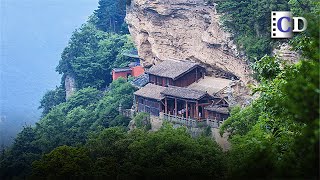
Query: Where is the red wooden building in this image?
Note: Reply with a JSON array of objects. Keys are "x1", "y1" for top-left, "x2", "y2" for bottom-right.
[
  {"x1": 112, "y1": 66, "x2": 145, "y2": 81},
  {"x1": 147, "y1": 60, "x2": 205, "y2": 87},
  {"x1": 133, "y1": 59, "x2": 231, "y2": 127},
  {"x1": 134, "y1": 83, "x2": 167, "y2": 116},
  {"x1": 161, "y1": 86, "x2": 212, "y2": 120}
]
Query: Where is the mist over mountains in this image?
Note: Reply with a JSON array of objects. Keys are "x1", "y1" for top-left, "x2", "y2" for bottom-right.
[{"x1": 0, "y1": 0, "x2": 99, "y2": 145}]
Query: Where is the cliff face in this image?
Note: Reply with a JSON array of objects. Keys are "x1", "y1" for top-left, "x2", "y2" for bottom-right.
[
  {"x1": 65, "y1": 74, "x2": 76, "y2": 100},
  {"x1": 126, "y1": 0, "x2": 253, "y2": 83},
  {"x1": 273, "y1": 43, "x2": 300, "y2": 64}
]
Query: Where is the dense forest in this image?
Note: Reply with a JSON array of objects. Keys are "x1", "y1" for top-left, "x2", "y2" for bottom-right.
[{"x1": 0, "y1": 0, "x2": 319, "y2": 179}]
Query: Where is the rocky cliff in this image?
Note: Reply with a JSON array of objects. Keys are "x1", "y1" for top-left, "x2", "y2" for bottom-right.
[
  {"x1": 65, "y1": 74, "x2": 76, "y2": 100},
  {"x1": 273, "y1": 43, "x2": 300, "y2": 64},
  {"x1": 126, "y1": 0, "x2": 254, "y2": 84}
]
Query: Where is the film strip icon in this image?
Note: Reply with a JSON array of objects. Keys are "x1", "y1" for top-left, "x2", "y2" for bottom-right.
[{"x1": 271, "y1": 11, "x2": 293, "y2": 38}]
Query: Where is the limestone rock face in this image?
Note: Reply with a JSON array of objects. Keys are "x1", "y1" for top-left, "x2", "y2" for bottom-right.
[
  {"x1": 273, "y1": 43, "x2": 300, "y2": 64},
  {"x1": 65, "y1": 74, "x2": 76, "y2": 100},
  {"x1": 126, "y1": 0, "x2": 254, "y2": 83}
]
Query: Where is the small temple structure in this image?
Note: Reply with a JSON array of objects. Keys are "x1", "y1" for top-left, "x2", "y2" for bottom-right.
[
  {"x1": 133, "y1": 60, "x2": 232, "y2": 127},
  {"x1": 112, "y1": 49, "x2": 145, "y2": 80},
  {"x1": 112, "y1": 65, "x2": 145, "y2": 81},
  {"x1": 147, "y1": 60, "x2": 205, "y2": 87}
]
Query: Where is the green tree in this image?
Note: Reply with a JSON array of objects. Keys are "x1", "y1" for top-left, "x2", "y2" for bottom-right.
[
  {"x1": 217, "y1": 0, "x2": 289, "y2": 61},
  {"x1": 0, "y1": 126, "x2": 41, "y2": 179},
  {"x1": 65, "y1": 87, "x2": 102, "y2": 111},
  {"x1": 56, "y1": 24, "x2": 134, "y2": 89},
  {"x1": 31, "y1": 146, "x2": 92, "y2": 178},
  {"x1": 221, "y1": 2, "x2": 319, "y2": 177},
  {"x1": 39, "y1": 86, "x2": 66, "y2": 116},
  {"x1": 94, "y1": 0, "x2": 128, "y2": 33}
]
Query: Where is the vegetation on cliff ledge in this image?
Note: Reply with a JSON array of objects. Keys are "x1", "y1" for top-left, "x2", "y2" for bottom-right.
[{"x1": 0, "y1": 0, "x2": 319, "y2": 179}]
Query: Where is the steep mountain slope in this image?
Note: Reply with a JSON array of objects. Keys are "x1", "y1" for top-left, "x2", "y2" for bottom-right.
[{"x1": 126, "y1": 0, "x2": 254, "y2": 84}]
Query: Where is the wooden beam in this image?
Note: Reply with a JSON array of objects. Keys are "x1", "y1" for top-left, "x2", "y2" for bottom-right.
[{"x1": 164, "y1": 96, "x2": 197, "y2": 103}]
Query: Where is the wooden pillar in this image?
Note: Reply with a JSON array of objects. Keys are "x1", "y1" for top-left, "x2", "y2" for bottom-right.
[
  {"x1": 165, "y1": 97, "x2": 168, "y2": 114},
  {"x1": 174, "y1": 98, "x2": 177, "y2": 116},
  {"x1": 185, "y1": 100, "x2": 188, "y2": 119},
  {"x1": 196, "y1": 101, "x2": 199, "y2": 121}
]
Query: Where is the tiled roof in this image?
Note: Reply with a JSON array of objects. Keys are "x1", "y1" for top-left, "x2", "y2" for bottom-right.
[
  {"x1": 113, "y1": 67, "x2": 132, "y2": 73},
  {"x1": 147, "y1": 60, "x2": 200, "y2": 80},
  {"x1": 123, "y1": 49, "x2": 139, "y2": 58},
  {"x1": 134, "y1": 83, "x2": 167, "y2": 100},
  {"x1": 131, "y1": 74, "x2": 149, "y2": 88},
  {"x1": 188, "y1": 76, "x2": 232, "y2": 95},
  {"x1": 204, "y1": 105, "x2": 229, "y2": 114},
  {"x1": 161, "y1": 86, "x2": 208, "y2": 100}
]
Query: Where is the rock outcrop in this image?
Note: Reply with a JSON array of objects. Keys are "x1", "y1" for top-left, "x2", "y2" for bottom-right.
[
  {"x1": 65, "y1": 74, "x2": 76, "y2": 100},
  {"x1": 126, "y1": 0, "x2": 254, "y2": 84},
  {"x1": 273, "y1": 43, "x2": 300, "y2": 64}
]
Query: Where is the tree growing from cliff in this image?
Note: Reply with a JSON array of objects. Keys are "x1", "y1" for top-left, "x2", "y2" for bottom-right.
[
  {"x1": 39, "y1": 86, "x2": 66, "y2": 116},
  {"x1": 217, "y1": 0, "x2": 289, "y2": 61},
  {"x1": 220, "y1": 1, "x2": 319, "y2": 178},
  {"x1": 56, "y1": 23, "x2": 135, "y2": 89},
  {"x1": 94, "y1": 0, "x2": 129, "y2": 33}
]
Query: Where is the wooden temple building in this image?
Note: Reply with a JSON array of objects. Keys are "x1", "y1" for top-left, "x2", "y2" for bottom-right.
[
  {"x1": 133, "y1": 60, "x2": 231, "y2": 125},
  {"x1": 147, "y1": 60, "x2": 205, "y2": 87},
  {"x1": 112, "y1": 49, "x2": 145, "y2": 81}
]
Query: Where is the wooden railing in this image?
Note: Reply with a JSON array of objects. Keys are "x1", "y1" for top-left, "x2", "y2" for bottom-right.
[
  {"x1": 163, "y1": 113, "x2": 223, "y2": 128},
  {"x1": 163, "y1": 114, "x2": 199, "y2": 127}
]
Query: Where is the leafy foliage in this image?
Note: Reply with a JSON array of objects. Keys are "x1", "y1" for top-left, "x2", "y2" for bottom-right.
[
  {"x1": 0, "y1": 79, "x2": 136, "y2": 178},
  {"x1": 220, "y1": 105, "x2": 260, "y2": 138},
  {"x1": 1, "y1": 1, "x2": 319, "y2": 179},
  {"x1": 32, "y1": 146, "x2": 92, "y2": 178},
  {"x1": 94, "y1": 0, "x2": 129, "y2": 33},
  {"x1": 252, "y1": 55, "x2": 281, "y2": 81},
  {"x1": 39, "y1": 86, "x2": 65, "y2": 116},
  {"x1": 220, "y1": 1, "x2": 319, "y2": 178},
  {"x1": 56, "y1": 24, "x2": 135, "y2": 89},
  {"x1": 32, "y1": 126, "x2": 226, "y2": 179},
  {"x1": 133, "y1": 112, "x2": 150, "y2": 130},
  {"x1": 217, "y1": 0, "x2": 289, "y2": 61}
]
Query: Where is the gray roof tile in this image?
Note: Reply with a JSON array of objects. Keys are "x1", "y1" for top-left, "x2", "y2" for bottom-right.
[
  {"x1": 134, "y1": 83, "x2": 167, "y2": 100},
  {"x1": 147, "y1": 60, "x2": 200, "y2": 80},
  {"x1": 161, "y1": 86, "x2": 208, "y2": 100}
]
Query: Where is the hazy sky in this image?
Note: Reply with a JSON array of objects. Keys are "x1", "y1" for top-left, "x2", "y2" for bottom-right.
[{"x1": 0, "y1": 0, "x2": 99, "y2": 144}]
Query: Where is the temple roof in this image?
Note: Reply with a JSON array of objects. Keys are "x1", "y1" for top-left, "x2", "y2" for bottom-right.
[
  {"x1": 122, "y1": 49, "x2": 139, "y2": 59},
  {"x1": 131, "y1": 74, "x2": 149, "y2": 88},
  {"x1": 147, "y1": 60, "x2": 201, "y2": 80},
  {"x1": 113, "y1": 67, "x2": 132, "y2": 73},
  {"x1": 134, "y1": 83, "x2": 167, "y2": 100},
  {"x1": 188, "y1": 76, "x2": 232, "y2": 95},
  {"x1": 161, "y1": 86, "x2": 208, "y2": 100}
]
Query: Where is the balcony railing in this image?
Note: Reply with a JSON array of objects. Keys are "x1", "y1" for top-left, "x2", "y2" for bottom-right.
[{"x1": 163, "y1": 113, "x2": 223, "y2": 128}]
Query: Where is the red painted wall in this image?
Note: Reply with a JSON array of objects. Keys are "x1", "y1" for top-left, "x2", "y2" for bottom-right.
[
  {"x1": 112, "y1": 66, "x2": 144, "y2": 81},
  {"x1": 112, "y1": 70, "x2": 132, "y2": 80},
  {"x1": 131, "y1": 66, "x2": 145, "y2": 77}
]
